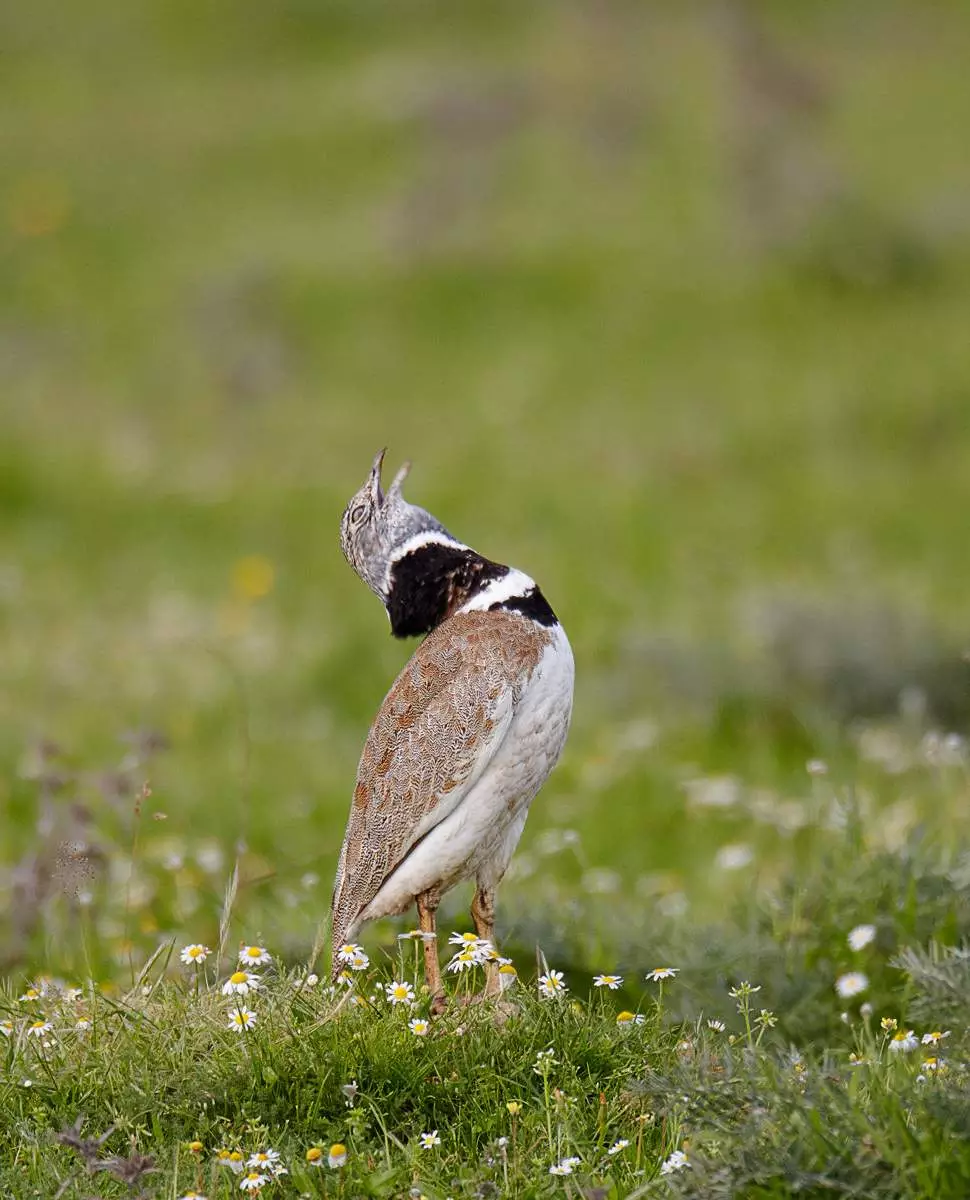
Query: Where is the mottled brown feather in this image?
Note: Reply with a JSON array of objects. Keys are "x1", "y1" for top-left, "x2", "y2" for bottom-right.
[{"x1": 331, "y1": 609, "x2": 552, "y2": 951}]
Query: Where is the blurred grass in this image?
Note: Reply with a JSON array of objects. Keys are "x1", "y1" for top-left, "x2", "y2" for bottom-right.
[{"x1": 2, "y1": 0, "x2": 970, "y2": 976}]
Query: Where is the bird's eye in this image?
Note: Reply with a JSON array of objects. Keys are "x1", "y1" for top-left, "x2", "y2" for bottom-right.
[{"x1": 350, "y1": 503, "x2": 368, "y2": 523}]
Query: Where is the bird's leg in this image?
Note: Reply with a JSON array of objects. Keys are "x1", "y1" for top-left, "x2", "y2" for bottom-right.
[
  {"x1": 471, "y1": 884, "x2": 500, "y2": 997},
  {"x1": 416, "y1": 887, "x2": 446, "y2": 1013}
]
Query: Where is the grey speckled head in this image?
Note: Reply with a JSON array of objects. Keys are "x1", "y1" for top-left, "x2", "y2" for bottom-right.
[{"x1": 340, "y1": 449, "x2": 459, "y2": 601}]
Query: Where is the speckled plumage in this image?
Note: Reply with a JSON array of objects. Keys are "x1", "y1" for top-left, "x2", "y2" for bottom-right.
[{"x1": 331, "y1": 453, "x2": 574, "y2": 997}]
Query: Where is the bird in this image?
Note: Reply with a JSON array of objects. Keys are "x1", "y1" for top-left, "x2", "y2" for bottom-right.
[{"x1": 331, "y1": 449, "x2": 574, "y2": 1005}]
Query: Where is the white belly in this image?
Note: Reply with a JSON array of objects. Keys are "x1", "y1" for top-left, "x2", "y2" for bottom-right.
[{"x1": 357, "y1": 623, "x2": 574, "y2": 925}]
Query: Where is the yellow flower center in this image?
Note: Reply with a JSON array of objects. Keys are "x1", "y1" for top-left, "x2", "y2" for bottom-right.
[
  {"x1": 306, "y1": 1147, "x2": 323, "y2": 1162},
  {"x1": 229, "y1": 972, "x2": 248, "y2": 985}
]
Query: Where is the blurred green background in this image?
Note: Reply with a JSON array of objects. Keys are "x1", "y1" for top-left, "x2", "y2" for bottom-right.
[{"x1": 2, "y1": 0, "x2": 969, "y2": 978}]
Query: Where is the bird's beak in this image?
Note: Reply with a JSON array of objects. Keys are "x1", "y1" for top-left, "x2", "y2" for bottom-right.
[{"x1": 368, "y1": 447, "x2": 387, "y2": 505}]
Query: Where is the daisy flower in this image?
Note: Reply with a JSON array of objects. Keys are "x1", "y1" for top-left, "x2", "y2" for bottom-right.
[
  {"x1": 616, "y1": 1011, "x2": 644, "y2": 1026},
  {"x1": 180, "y1": 944, "x2": 210, "y2": 966},
  {"x1": 608, "y1": 1139, "x2": 629, "y2": 1155},
  {"x1": 385, "y1": 980, "x2": 415, "y2": 1006},
  {"x1": 305, "y1": 1147, "x2": 323, "y2": 1167},
  {"x1": 227, "y1": 1007, "x2": 257, "y2": 1032},
  {"x1": 538, "y1": 970, "x2": 566, "y2": 998},
  {"x1": 498, "y1": 963, "x2": 518, "y2": 990},
  {"x1": 222, "y1": 971, "x2": 261, "y2": 996},
  {"x1": 239, "y1": 1171, "x2": 266, "y2": 1191},
  {"x1": 647, "y1": 967, "x2": 678, "y2": 982},
  {"x1": 446, "y1": 949, "x2": 479, "y2": 973},
  {"x1": 835, "y1": 971, "x2": 869, "y2": 999},
  {"x1": 593, "y1": 974, "x2": 623, "y2": 990},
  {"x1": 408, "y1": 1017, "x2": 430, "y2": 1036},
  {"x1": 292, "y1": 974, "x2": 319, "y2": 989},
  {"x1": 188, "y1": 1141, "x2": 204, "y2": 1153},
  {"x1": 397, "y1": 929, "x2": 436, "y2": 942},
  {"x1": 215, "y1": 1149, "x2": 246, "y2": 1173},
  {"x1": 707, "y1": 1018, "x2": 726, "y2": 1032},
  {"x1": 660, "y1": 1149, "x2": 690, "y2": 1175},
  {"x1": 26, "y1": 1020, "x2": 52, "y2": 1038},
  {"x1": 348, "y1": 951, "x2": 370, "y2": 971},
  {"x1": 847, "y1": 924, "x2": 876, "y2": 951},
  {"x1": 449, "y1": 931, "x2": 482, "y2": 947},
  {"x1": 178, "y1": 1193, "x2": 208, "y2": 1200},
  {"x1": 238, "y1": 945, "x2": 271, "y2": 967},
  {"x1": 328, "y1": 1143, "x2": 347, "y2": 1168},
  {"x1": 247, "y1": 1150, "x2": 280, "y2": 1170},
  {"x1": 549, "y1": 1161, "x2": 574, "y2": 1176},
  {"x1": 75, "y1": 1017, "x2": 92, "y2": 1032},
  {"x1": 336, "y1": 943, "x2": 365, "y2": 963},
  {"x1": 0, "y1": 1020, "x2": 13, "y2": 1037},
  {"x1": 888, "y1": 1029, "x2": 919, "y2": 1053},
  {"x1": 19, "y1": 987, "x2": 43, "y2": 1002},
  {"x1": 418, "y1": 1130, "x2": 441, "y2": 1150},
  {"x1": 922, "y1": 1030, "x2": 950, "y2": 1045}
]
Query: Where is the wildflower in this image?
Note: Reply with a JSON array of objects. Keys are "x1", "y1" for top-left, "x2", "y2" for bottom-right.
[
  {"x1": 408, "y1": 1017, "x2": 430, "y2": 1036},
  {"x1": 848, "y1": 1052, "x2": 868, "y2": 1068},
  {"x1": 729, "y1": 981, "x2": 761, "y2": 1000},
  {"x1": 19, "y1": 987, "x2": 42, "y2": 1002},
  {"x1": 0, "y1": 1020, "x2": 13, "y2": 1037},
  {"x1": 498, "y1": 962, "x2": 518, "y2": 990},
  {"x1": 247, "y1": 1150, "x2": 281, "y2": 1171},
  {"x1": 292, "y1": 974, "x2": 319, "y2": 989},
  {"x1": 238, "y1": 945, "x2": 271, "y2": 966},
  {"x1": 180, "y1": 944, "x2": 210, "y2": 966},
  {"x1": 216, "y1": 1149, "x2": 246, "y2": 1173},
  {"x1": 861, "y1": 1002, "x2": 873, "y2": 1018},
  {"x1": 707, "y1": 1018, "x2": 726, "y2": 1032},
  {"x1": 348, "y1": 951, "x2": 369, "y2": 971},
  {"x1": 26, "y1": 1020, "x2": 52, "y2": 1038},
  {"x1": 227, "y1": 1007, "x2": 257, "y2": 1032},
  {"x1": 419, "y1": 1131, "x2": 441, "y2": 1150},
  {"x1": 341, "y1": 1081, "x2": 358, "y2": 1107},
  {"x1": 616, "y1": 1011, "x2": 644, "y2": 1026},
  {"x1": 660, "y1": 1149, "x2": 690, "y2": 1175},
  {"x1": 549, "y1": 1162, "x2": 574, "y2": 1176},
  {"x1": 398, "y1": 929, "x2": 436, "y2": 942},
  {"x1": 593, "y1": 974, "x2": 623, "y2": 990},
  {"x1": 835, "y1": 971, "x2": 869, "y2": 999},
  {"x1": 922, "y1": 1030, "x2": 950, "y2": 1045},
  {"x1": 608, "y1": 1139, "x2": 630, "y2": 1155},
  {"x1": 385, "y1": 980, "x2": 415, "y2": 1006},
  {"x1": 449, "y1": 931, "x2": 483, "y2": 947},
  {"x1": 239, "y1": 1172, "x2": 267, "y2": 1191},
  {"x1": 306, "y1": 1147, "x2": 323, "y2": 1166},
  {"x1": 336, "y1": 943, "x2": 365, "y2": 963},
  {"x1": 178, "y1": 1192, "x2": 207, "y2": 1200},
  {"x1": 923, "y1": 1055, "x2": 944, "y2": 1072},
  {"x1": 335, "y1": 969, "x2": 355, "y2": 988},
  {"x1": 188, "y1": 1140, "x2": 204, "y2": 1153},
  {"x1": 447, "y1": 949, "x2": 479, "y2": 974},
  {"x1": 647, "y1": 967, "x2": 678, "y2": 982},
  {"x1": 506, "y1": 1101, "x2": 523, "y2": 1115},
  {"x1": 847, "y1": 924, "x2": 876, "y2": 951},
  {"x1": 533, "y1": 1048, "x2": 558, "y2": 1074},
  {"x1": 881, "y1": 1016, "x2": 897, "y2": 1032},
  {"x1": 888, "y1": 1030, "x2": 919, "y2": 1053},
  {"x1": 328, "y1": 1143, "x2": 347, "y2": 1168},
  {"x1": 222, "y1": 971, "x2": 261, "y2": 996},
  {"x1": 538, "y1": 969, "x2": 566, "y2": 998}
]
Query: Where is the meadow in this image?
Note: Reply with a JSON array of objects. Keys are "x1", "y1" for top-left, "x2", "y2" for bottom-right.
[{"x1": 3, "y1": 1, "x2": 970, "y2": 1195}]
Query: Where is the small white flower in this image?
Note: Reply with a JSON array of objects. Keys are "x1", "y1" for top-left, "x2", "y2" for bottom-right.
[
  {"x1": 178, "y1": 1192, "x2": 208, "y2": 1200},
  {"x1": 549, "y1": 1162, "x2": 573, "y2": 1176},
  {"x1": 408, "y1": 1018, "x2": 430, "y2": 1037},
  {"x1": 398, "y1": 929, "x2": 436, "y2": 942},
  {"x1": 180, "y1": 943, "x2": 210, "y2": 966},
  {"x1": 447, "y1": 949, "x2": 479, "y2": 974},
  {"x1": 889, "y1": 1030, "x2": 919, "y2": 1053},
  {"x1": 616, "y1": 1011, "x2": 645, "y2": 1026},
  {"x1": 216, "y1": 1150, "x2": 246, "y2": 1172},
  {"x1": 238, "y1": 945, "x2": 271, "y2": 966},
  {"x1": 0, "y1": 1020, "x2": 14, "y2": 1037},
  {"x1": 593, "y1": 974, "x2": 623, "y2": 990},
  {"x1": 533, "y1": 1048, "x2": 558, "y2": 1074},
  {"x1": 647, "y1": 967, "x2": 678, "y2": 982},
  {"x1": 239, "y1": 1171, "x2": 267, "y2": 1191},
  {"x1": 608, "y1": 1139, "x2": 629, "y2": 1155},
  {"x1": 419, "y1": 1130, "x2": 441, "y2": 1150},
  {"x1": 922, "y1": 1030, "x2": 950, "y2": 1044},
  {"x1": 660, "y1": 1149, "x2": 690, "y2": 1175},
  {"x1": 246, "y1": 1150, "x2": 280, "y2": 1170},
  {"x1": 847, "y1": 924, "x2": 877, "y2": 951},
  {"x1": 227, "y1": 1007, "x2": 257, "y2": 1032},
  {"x1": 707, "y1": 1018, "x2": 726, "y2": 1032},
  {"x1": 26, "y1": 1020, "x2": 52, "y2": 1038},
  {"x1": 336, "y1": 943, "x2": 365, "y2": 963},
  {"x1": 292, "y1": 974, "x2": 319, "y2": 989},
  {"x1": 222, "y1": 971, "x2": 261, "y2": 996},
  {"x1": 538, "y1": 970, "x2": 566, "y2": 998},
  {"x1": 348, "y1": 951, "x2": 369, "y2": 971},
  {"x1": 449, "y1": 931, "x2": 482, "y2": 947},
  {"x1": 835, "y1": 972, "x2": 869, "y2": 999},
  {"x1": 328, "y1": 1143, "x2": 347, "y2": 1168},
  {"x1": 385, "y1": 980, "x2": 415, "y2": 1006}
]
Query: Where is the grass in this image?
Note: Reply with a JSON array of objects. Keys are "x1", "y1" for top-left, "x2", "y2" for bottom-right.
[{"x1": 3, "y1": 0, "x2": 970, "y2": 1195}]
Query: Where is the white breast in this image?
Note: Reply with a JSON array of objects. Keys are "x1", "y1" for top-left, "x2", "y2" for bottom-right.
[{"x1": 357, "y1": 622, "x2": 574, "y2": 926}]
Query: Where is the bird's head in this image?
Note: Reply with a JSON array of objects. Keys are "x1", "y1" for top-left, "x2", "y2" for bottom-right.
[{"x1": 340, "y1": 449, "x2": 457, "y2": 601}]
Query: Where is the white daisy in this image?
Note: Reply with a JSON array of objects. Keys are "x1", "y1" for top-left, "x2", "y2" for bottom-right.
[
  {"x1": 238, "y1": 1171, "x2": 266, "y2": 1191},
  {"x1": 835, "y1": 972, "x2": 869, "y2": 999},
  {"x1": 26, "y1": 1020, "x2": 52, "y2": 1038},
  {"x1": 888, "y1": 1030, "x2": 919, "y2": 1053},
  {"x1": 348, "y1": 951, "x2": 370, "y2": 971},
  {"x1": 448, "y1": 931, "x2": 482, "y2": 947},
  {"x1": 408, "y1": 1018, "x2": 430, "y2": 1037},
  {"x1": 446, "y1": 949, "x2": 479, "y2": 974},
  {"x1": 246, "y1": 1150, "x2": 280, "y2": 1170},
  {"x1": 922, "y1": 1030, "x2": 950, "y2": 1044},
  {"x1": 847, "y1": 924, "x2": 876, "y2": 951},
  {"x1": 593, "y1": 974, "x2": 623, "y2": 990},
  {"x1": 385, "y1": 980, "x2": 415, "y2": 1006},
  {"x1": 608, "y1": 1139, "x2": 629, "y2": 1155},
  {"x1": 222, "y1": 971, "x2": 261, "y2": 996},
  {"x1": 238, "y1": 945, "x2": 271, "y2": 966},
  {"x1": 336, "y1": 943, "x2": 365, "y2": 962},
  {"x1": 707, "y1": 1018, "x2": 726, "y2": 1032},
  {"x1": 180, "y1": 944, "x2": 210, "y2": 966},
  {"x1": 660, "y1": 1149, "x2": 690, "y2": 1175},
  {"x1": 418, "y1": 1130, "x2": 441, "y2": 1150},
  {"x1": 227, "y1": 1007, "x2": 257, "y2": 1032},
  {"x1": 538, "y1": 970, "x2": 566, "y2": 998},
  {"x1": 647, "y1": 967, "x2": 678, "y2": 982}
]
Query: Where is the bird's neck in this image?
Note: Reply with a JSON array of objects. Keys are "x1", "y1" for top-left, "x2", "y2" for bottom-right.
[{"x1": 384, "y1": 540, "x2": 557, "y2": 638}]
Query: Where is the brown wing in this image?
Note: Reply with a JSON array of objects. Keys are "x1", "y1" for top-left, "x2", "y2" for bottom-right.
[{"x1": 331, "y1": 610, "x2": 552, "y2": 950}]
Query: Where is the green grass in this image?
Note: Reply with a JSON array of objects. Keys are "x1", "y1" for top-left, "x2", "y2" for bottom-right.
[{"x1": 3, "y1": 1, "x2": 970, "y2": 1194}]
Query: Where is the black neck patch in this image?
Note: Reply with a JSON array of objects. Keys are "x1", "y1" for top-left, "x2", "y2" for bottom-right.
[
  {"x1": 386, "y1": 543, "x2": 510, "y2": 638},
  {"x1": 490, "y1": 587, "x2": 558, "y2": 628}
]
